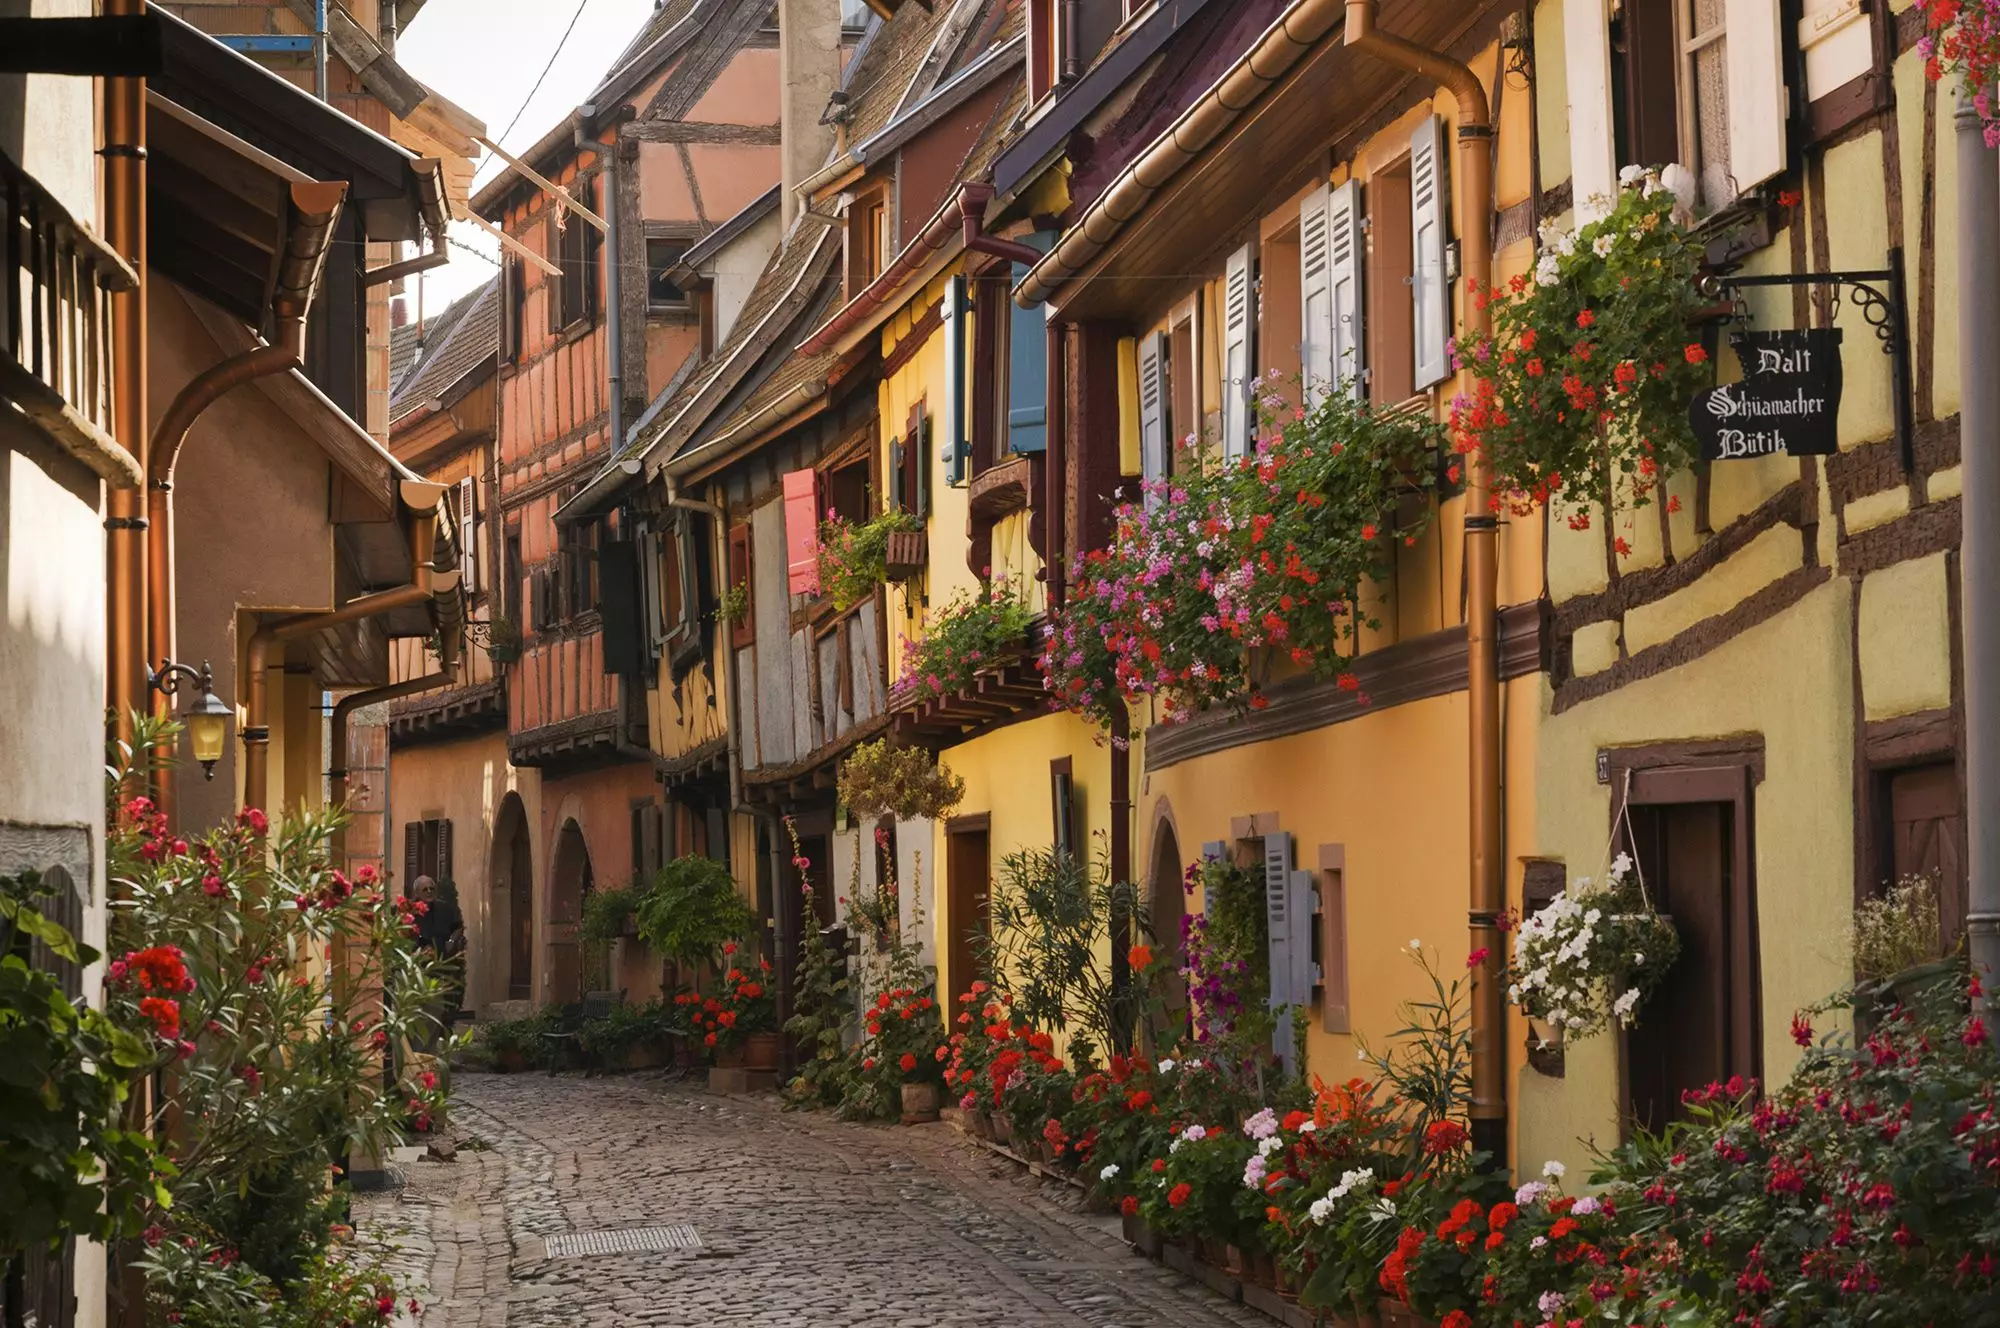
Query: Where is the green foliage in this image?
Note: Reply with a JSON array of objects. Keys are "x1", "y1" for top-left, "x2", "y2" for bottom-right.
[
  {"x1": 0, "y1": 869, "x2": 163, "y2": 1255},
  {"x1": 983, "y1": 844, "x2": 1148, "y2": 1069},
  {"x1": 1852, "y1": 873, "x2": 1949, "y2": 984},
  {"x1": 1451, "y1": 169, "x2": 1711, "y2": 536},
  {"x1": 1182, "y1": 855, "x2": 1274, "y2": 1065},
  {"x1": 478, "y1": 1010, "x2": 555, "y2": 1067},
  {"x1": 1042, "y1": 386, "x2": 1441, "y2": 728},
  {"x1": 633, "y1": 855, "x2": 754, "y2": 968},
  {"x1": 717, "y1": 581, "x2": 750, "y2": 627},
  {"x1": 781, "y1": 891, "x2": 852, "y2": 1110},
  {"x1": 837, "y1": 740, "x2": 966, "y2": 822},
  {"x1": 573, "y1": 997, "x2": 682, "y2": 1067},
  {"x1": 579, "y1": 883, "x2": 643, "y2": 948},
  {"x1": 897, "y1": 577, "x2": 1033, "y2": 700},
  {"x1": 816, "y1": 508, "x2": 921, "y2": 611}
]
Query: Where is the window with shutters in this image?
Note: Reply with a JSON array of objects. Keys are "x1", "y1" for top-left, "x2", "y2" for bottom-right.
[
  {"x1": 1367, "y1": 155, "x2": 1417, "y2": 405},
  {"x1": 727, "y1": 522, "x2": 755, "y2": 648},
  {"x1": 403, "y1": 818, "x2": 455, "y2": 887},
  {"x1": 846, "y1": 188, "x2": 891, "y2": 295},
  {"x1": 1300, "y1": 180, "x2": 1368, "y2": 401},
  {"x1": 661, "y1": 522, "x2": 688, "y2": 634},
  {"x1": 1573, "y1": 0, "x2": 1787, "y2": 218},
  {"x1": 548, "y1": 182, "x2": 603, "y2": 333},
  {"x1": 1137, "y1": 330, "x2": 1171, "y2": 489},
  {"x1": 942, "y1": 278, "x2": 969, "y2": 486},
  {"x1": 822, "y1": 457, "x2": 870, "y2": 529},
  {"x1": 456, "y1": 477, "x2": 480, "y2": 602},
  {"x1": 1169, "y1": 313, "x2": 1195, "y2": 459},
  {"x1": 1259, "y1": 219, "x2": 1303, "y2": 412}
]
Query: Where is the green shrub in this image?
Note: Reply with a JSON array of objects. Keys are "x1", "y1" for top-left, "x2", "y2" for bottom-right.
[
  {"x1": 634, "y1": 855, "x2": 754, "y2": 968},
  {"x1": 1853, "y1": 873, "x2": 1949, "y2": 983}
]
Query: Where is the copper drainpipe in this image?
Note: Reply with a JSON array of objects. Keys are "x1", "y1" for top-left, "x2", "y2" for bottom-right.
[
  {"x1": 242, "y1": 512, "x2": 450, "y2": 812},
  {"x1": 105, "y1": 0, "x2": 148, "y2": 762},
  {"x1": 1343, "y1": 0, "x2": 1505, "y2": 1159}
]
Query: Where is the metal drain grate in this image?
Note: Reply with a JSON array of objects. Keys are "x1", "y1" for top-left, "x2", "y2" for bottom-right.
[{"x1": 544, "y1": 1225, "x2": 702, "y2": 1259}]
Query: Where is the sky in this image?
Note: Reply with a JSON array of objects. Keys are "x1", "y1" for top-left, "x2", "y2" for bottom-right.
[{"x1": 393, "y1": 0, "x2": 661, "y2": 316}]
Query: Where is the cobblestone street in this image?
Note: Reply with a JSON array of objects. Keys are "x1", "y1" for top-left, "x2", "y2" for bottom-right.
[{"x1": 357, "y1": 1073, "x2": 1270, "y2": 1328}]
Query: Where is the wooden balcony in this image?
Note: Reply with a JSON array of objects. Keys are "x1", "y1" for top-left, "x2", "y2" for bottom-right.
[
  {"x1": 887, "y1": 645, "x2": 1050, "y2": 751},
  {"x1": 0, "y1": 150, "x2": 141, "y2": 486}
]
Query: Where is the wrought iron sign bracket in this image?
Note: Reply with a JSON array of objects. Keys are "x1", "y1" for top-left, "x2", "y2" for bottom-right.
[{"x1": 1700, "y1": 245, "x2": 1914, "y2": 472}]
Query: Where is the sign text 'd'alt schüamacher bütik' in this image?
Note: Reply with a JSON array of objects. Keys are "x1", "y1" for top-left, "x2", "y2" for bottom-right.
[{"x1": 1689, "y1": 328, "x2": 1844, "y2": 461}]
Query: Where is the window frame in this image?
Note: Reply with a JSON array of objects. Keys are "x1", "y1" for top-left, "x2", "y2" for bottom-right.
[{"x1": 646, "y1": 237, "x2": 692, "y2": 312}]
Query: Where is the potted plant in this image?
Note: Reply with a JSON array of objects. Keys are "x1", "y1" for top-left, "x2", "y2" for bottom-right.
[
  {"x1": 1852, "y1": 874, "x2": 1958, "y2": 1029},
  {"x1": 635, "y1": 854, "x2": 755, "y2": 970},
  {"x1": 816, "y1": 508, "x2": 922, "y2": 610},
  {"x1": 895, "y1": 576, "x2": 1033, "y2": 703},
  {"x1": 483, "y1": 613, "x2": 523, "y2": 665},
  {"x1": 480, "y1": 1012, "x2": 547, "y2": 1074}
]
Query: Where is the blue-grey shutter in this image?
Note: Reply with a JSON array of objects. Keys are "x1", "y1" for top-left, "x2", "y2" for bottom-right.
[
  {"x1": 915, "y1": 408, "x2": 931, "y2": 518},
  {"x1": 1139, "y1": 331, "x2": 1168, "y2": 494},
  {"x1": 1263, "y1": 831, "x2": 1298, "y2": 1071},
  {"x1": 1222, "y1": 242, "x2": 1255, "y2": 460},
  {"x1": 1202, "y1": 839, "x2": 1227, "y2": 862},
  {"x1": 1410, "y1": 114, "x2": 1451, "y2": 390},
  {"x1": 889, "y1": 436, "x2": 907, "y2": 511},
  {"x1": 1007, "y1": 233, "x2": 1056, "y2": 455},
  {"x1": 1327, "y1": 180, "x2": 1366, "y2": 400},
  {"x1": 943, "y1": 276, "x2": 968, "y2": 485}
]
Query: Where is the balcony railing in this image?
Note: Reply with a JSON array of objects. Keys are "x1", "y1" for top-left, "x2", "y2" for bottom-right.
[{"x1": 1, "y1": 149, "x2": 141, "y2": 486}]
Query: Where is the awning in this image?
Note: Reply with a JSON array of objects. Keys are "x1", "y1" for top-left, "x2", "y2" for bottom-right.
[{"x1": 1021, "y1": 0, "x2": 1508, "y2": 320}]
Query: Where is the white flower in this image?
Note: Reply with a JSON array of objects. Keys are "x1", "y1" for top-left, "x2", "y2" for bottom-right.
[
  {"x1": 1661, "y1": 162, "x2": 1698, "y2": 216},
  {"x1": 1157, "y1": 1058, "x2": 1176, "y2": 1074},
  {"x1": 1408, "y1": 938, "x2": 1421, "y2": 951},
  {"x1": 1632, "y1": 952, "x2": 1645, "y2": 967},
  {"x1": 1185, "y1": 1058, "x2": 1204, "y2": 1071},
  {"x1": 1618, "y1": 164, "x2": 1648, "y2": 187},
  {"x1": 1613, "y1": 988, "x2": 1641, "y2": 1022},
  {"x1": 1534, "y1": 253, "x2": 1562, "y2": 287},
  {"x1": 1592, "y1": 234, "x2": 1615, "y2": 258},
  {"x1": 1583, "y1": 908, "x2": 1602, "y2": 926},
  {"x1": 1298, "y1": 1121, "x2": 1317, "y2": 1134},
  {"x1": 1530, "y1": 1235, "x2": 1548, "y2": 1250},
  {"x1": 1330, "y1": 1167, "x2": 1375, "y2": 1200},
  {"x1": 1371, "y1": 1197, "x2": 1397, "y2": 1219},
  {"x1": 1100, "y1": 1164, "x2": 1120, "y2": 1182},
  {"x1": 1356, "y1": 1047, "x2": 1368, "y2": 1061},
  {"x1": 1611, "y1": 851, "x2": 1634, "y2": 878},
  {"x1": 1258, "y1": 1135, "x2": 1284, "y2": 1157},
  {"x1": 1542, "y1": 1159, "x2": 1566, "y2": 1180},
  {"x1": 1556, "y1": 230, "x2": 1578, "y2": 257},
  {"x1": 1507, "y1": 984, "x2": 1521, "y2": 1004},
  {"x1": 1309, "y1": 1197, "x2": 1335, "y2": 1224}
]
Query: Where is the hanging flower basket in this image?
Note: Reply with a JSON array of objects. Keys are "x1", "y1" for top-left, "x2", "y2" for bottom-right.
[
  {"x1": 1921, "y1": 0, "x2": 2000, "y2": 146},
  {"x1": 884, "y1": 529, "x2": 928, "y2": 581},
  {"x1": 1506, "y1": 852, "x2": 1680, "y2": 1040}
]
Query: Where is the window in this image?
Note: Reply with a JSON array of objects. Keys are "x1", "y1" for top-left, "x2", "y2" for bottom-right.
[
  {"x1": 1878, "y1": 761, "x2": 1966, "y2": 950},
  {"x1": 845, "y1": 189, "x2": 891, "y2": 296},
  {"x1": 549, "y1": 181, "x2": 602, "y2": 333},
  {"x1": 1570, "y1": 0, "x2": 1786, "y2": 216},
  {"x1": 1366, "y1": 158, "x2": 1415, "y2": 405},
  {"x1": 727, "y1": 522, "x2": 755, "y2": 648},
  {"x1": 841, "y1": 0, "x2": 870, "y2": 30},
  {"x1": 647, "y1": 239, "x2": 690, "y2": 310},
  {"x1": 402, "y1": 818, "x2": 454, "y2": 887},
  {"x1": 891, "y1": 401, "x2": 931, "y2": 517},
  {"x1": 503, "y1": 257, "x2": 524, "y2": 362},
  {"x1": 822, "y1": 456, "x2": 870, "y2": 528},
  {"x1": 1299, "y1": 180, "x2": 1366, "y2": 400},
  {"x1": 631, "y1": 800, "x2": 669, "y2": 883},
  {"x1": 505, "y1": 531, "x2": 523, "y2": 627},
  {"x1": 1051, "y1": 758, "x2": 1075, "y2": 856},
  {"x1": 1617, "y1": 762, "x2": 1760, "y2": 1134}
]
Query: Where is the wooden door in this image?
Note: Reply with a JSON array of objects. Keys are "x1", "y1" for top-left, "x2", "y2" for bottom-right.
[
  {"x1": 1887, "y1": 762, "x2": 1965, "y2": 949},
  {"x1": 945, "y1": 819, "x2": 992, "y2": 1005},
  {"x1": 508, "y1": 818, "x2": 533, "y2": 1000},
  {"x1": 1624, "y1": 800, "x2": 1752, "y2": 1134}
]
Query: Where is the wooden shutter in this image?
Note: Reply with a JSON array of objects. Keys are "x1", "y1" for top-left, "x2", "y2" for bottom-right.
[
  {"x1": 437, "y1": 818, "x2": 454, "y2": 886},
  {"x1": 943, "y1": 275, "x2": 968, "y2": 485},
  {"x1": 890, "y1": 436, "x2": 908, "y2": 512},
  {"x1": 1299, "y1": 184, "x2": 1333, "y2": 397},
  {"x1": 1262, "y1": 831, "x2": 1299, "y2": 1071},
  {"x1": 599, "y1": 540, "x2": 642, "y2": 675},
  {"x1": 910, "y1": 401, "x2": 931, "y2": 518},
  {"x1": 1410, "y1": 114, "x2": 1451, "y2": 391},
  {"x1": 782, "y1": 468, "x2": 820, "y2": 597},
  {"x1": 1327, "y1": 180, "x2": 1365, "y2": 399},
  {"x1": 637, "y1": 526, "x2": 664, "y2": 653},
  {"x1": 457, "y1": 477, "x2": 478, "y2": 598},
  {"x1": 1221, "y1": 243, "x2": 1253, "y2": 460},
  {"x1": 403, "y1": 822, "x2": 422, "y2": 888},
  {"x1": 1319, "y1": 850, "x2": 1350, "y2": 1034},
  {"x1": 1727, "y1": 0, "x2": 1788, "y2": 192},
  {"x1": 1564, "y1": 0, "x2": 1617, "y2": 220},
  {"x1": 1138, "y1": 331, "x2": 1168, "y2": 489},
  {"x1": 1006, "y1": 280, "x2": 1048, "y2": 454}
]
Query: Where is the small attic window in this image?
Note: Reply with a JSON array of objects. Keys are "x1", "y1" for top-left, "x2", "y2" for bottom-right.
[{"x1": 647, "y1": 239, "x2": 690, "y2": 310}]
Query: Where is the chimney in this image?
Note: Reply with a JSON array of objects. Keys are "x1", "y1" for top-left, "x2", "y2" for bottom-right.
[
  {"x1": 779, "y1": 0, "x2": 842, "y2": 232},
  {"x1": 391, "y1": 295, "x2": 410, "y2": 328}
]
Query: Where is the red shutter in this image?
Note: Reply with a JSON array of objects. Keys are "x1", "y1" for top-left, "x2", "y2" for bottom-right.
[{"x1": 782, "y1": 468, "x2": 820, "y2": 597}]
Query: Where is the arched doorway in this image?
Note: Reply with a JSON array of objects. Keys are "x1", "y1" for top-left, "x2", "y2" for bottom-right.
[
  {"x1": 1149, "y1": 816, "x2": 1187, "y2": 1017},
  {"x1": 547, "y1": 819, "x2": 593, "y2": 1004},
  {"x1": 491, "y1": 793, "x2": 534, "y2": 1004}
]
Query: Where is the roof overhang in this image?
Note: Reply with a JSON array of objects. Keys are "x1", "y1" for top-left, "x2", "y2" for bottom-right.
[
  {"x1": 150, "y1": 2, "x2": 447, "y2": 244},
  {"x1": 797, "y1": 184, "x2": 970, "y2": 357},
  {"x1": 1018, "y1": 0, "x2": 1506, "y2": 318}
]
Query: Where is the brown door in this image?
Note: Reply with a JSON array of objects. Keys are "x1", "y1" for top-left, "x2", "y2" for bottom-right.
[
  {"x1": 508, "y1": 815, "x2": 534, "y2": 1001},
  {"x1": 1887, "y1": 762, "x2": 1966, "y2": 950},
  {"x1": 945, "y1": 819, "x2": 992, "y2": 1005},
  {"x1": 1624, "y1": 800, "x2": 1757, "y2": 1134}
]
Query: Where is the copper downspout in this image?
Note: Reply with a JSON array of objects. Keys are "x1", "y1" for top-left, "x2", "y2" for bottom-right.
[
  {"x1": 329, "y1": 666, "x2": 456, "y2": 825},
  {"x1": 1343, "y1": 0, "x2": 1504, "y2": 1158},
  {"x1": 105, "y1": 0, "x2": 148, "y2": 763},
  {"x1": 242, "y1": 514, "x2": 447, "y2": 812}
]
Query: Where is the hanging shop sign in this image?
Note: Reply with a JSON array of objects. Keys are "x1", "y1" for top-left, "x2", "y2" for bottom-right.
[
  {"x1": 1695, "y1": 249, "x2": 1913, "y2": 467},
  {"x1": 1690, "y1": 328, "x2": 1843, "y2": 460}
]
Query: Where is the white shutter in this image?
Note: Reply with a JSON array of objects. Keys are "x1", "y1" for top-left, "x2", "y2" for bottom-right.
[
  {"x1": 1328, "y1": 180, "x2": 1365, "y2": 401},
  {"x1": 638, "y1": 526, "x2": 664, "y2": 651},
  {"x1": 1299, "y1": 184, "x2": 1333, "y2": 399},
  {"x1": 1799, "y1": 0, "x2": 1873, "y2": 102},
  {"x1": 1564, "y1": 0, "x2": 1617, "y2": 221},
  {"x1": 1263, "y1": 831, "x2": 1298, "y2": 1072},
  {"x1": 1139, "y1": 331, "x2": 1168, "y2": 490},
  {"x1": 1222, "y1": 243, "x2": 1253, "y2": 460},
  {"x1": 942, "y1": 275, "x2": 967, "y2": 486},
  {"x1": 1727, "y1": 0, "x2": 1788, "y2": 192},
  {"x1": 1410, "y1": 114, "x2": 1451, "y2": 391},
  {"x1": 457, "y1": 477, "x2": 478, "y2": 597}
]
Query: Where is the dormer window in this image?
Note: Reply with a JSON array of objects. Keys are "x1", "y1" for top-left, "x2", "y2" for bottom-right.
[{"x1": 845, "y1": 186, "x2": 892, "y2": 297}]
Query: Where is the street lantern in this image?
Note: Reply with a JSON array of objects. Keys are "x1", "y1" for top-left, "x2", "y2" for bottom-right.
[{"x1": 149, "y1": 660, "x2": 233, "y2": 780}]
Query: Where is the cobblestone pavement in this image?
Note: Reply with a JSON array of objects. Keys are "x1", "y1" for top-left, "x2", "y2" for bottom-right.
[{"x1": 355, "y1": 1071, "x2": 1270, "y2": 1328}]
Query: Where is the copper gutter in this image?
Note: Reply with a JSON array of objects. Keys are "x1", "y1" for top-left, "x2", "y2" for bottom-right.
[
  {"x1": 145, "y1": 180, "x2": 346, "y2": 823},
  {"x1": 105, "y1": 0, "x2": 149, "y2": 763},
  {"x1": 242, "y1": 506, "x2": 455, "y2": 812},
  {"x1": 328, "y1": 665, "x2": 456, "y2": 812},
  {"x1": 1342, "y1": 0, "x2": 1504, "y2": 1159},
  {"x1": 798, "y1": 183, "x2": 1042, "y2": 356},
  {"x1": 1015, "y1": 0, "x2": 1349, "y2": 308}
]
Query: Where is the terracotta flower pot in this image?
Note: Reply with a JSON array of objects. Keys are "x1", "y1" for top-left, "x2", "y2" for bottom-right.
[
  {"x1": 742, "y1": 1031, "x2": 779, "y2": 1071},
  {"x1": 493, "y1": 1048, "x2": 527, "y2": 1074},
  {"x1": 963, "y1": 1109, "x2": 993, "y2": 1140},
  {"x1": 900, "y1": 1081, "x2": 940, "y2": 1124},
  {"x1": 991, "y1": 1114, "x2": 1013, "y2": 1145},
  {"x1": 715, "y1": 1044, "x2": 746, "y2": 1069},
  {"x1": 1222, "y1": 1243, "x2": 1247, "y2": 1277}
]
